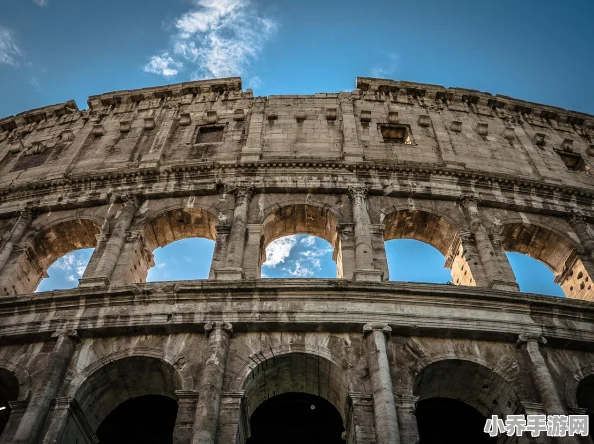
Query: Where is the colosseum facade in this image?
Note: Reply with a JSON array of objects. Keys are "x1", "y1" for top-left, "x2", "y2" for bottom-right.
[{"x1": 0, "y1": 76, "x2": 594, "y2": 443}]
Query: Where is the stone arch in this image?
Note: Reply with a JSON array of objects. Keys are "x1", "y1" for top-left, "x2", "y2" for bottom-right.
[
  {"x1": 59, "y1": 352, "x2": 187, "y2": 441},
  {"x1": 413, "y1": 357, "x2": 523, "y2": 418},
  {"x1": 565, "y1": 363, "x2": 594, "y2": 410},
  {"x1": 258, "y1": 203, "x2": 341, "y2": 277},
  {"x1": 1, "y1": 216, "x2": 102, "y2": 295},
  {"x1": 0, "y1": 358, "x2": 31, "y2": 402},
  {"x1": 499, "y1": 219, "x2": 594, "y2": 299},
  {"x1": 381, "y1": 207, "x2": 483, "y2": 286}
]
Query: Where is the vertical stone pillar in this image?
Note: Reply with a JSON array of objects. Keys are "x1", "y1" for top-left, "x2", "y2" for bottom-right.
[
  {"x1": 41, "y1": 397, "x2": 97, "y2": 444},
  {"x1": 346, "y1": 393, "x2": 376, "y2": 444},
  {"x1": 568, "y1": 212, "x2": 594, "y2": 256},
  {"x1": 192, "y1": 322, "x2": 233, "y2": 444},
  {"x1": 215, "y1": 186, "x2": 253, "y2": 280},
  {"x1": 173, "y1": 391, "x2": 199, "y2": 444},
  {"x1": 363, "y1": 323, "x2": 400, "y2": 444},
  {"x1": 83, "y1": 194, "x2": 143, "y2": 286},
  {"x1": 0, "y1": 209, "x2": 35, "y2": 274},
  {"x1": 241, "y1": 99, "x2": 265, "y2": 162},
  {"x1": 370, "y1": 224, "x2": 389, "y2": 281},
  {"x1": 395, "y1": 395, "x2": 419, "y2": 444},
  {"x1": 209, "y1": 225, "x2": 231, "y2": 279},
  {"x1": 336, "y1": 223, "x2": 355, "y2": 280},
  {"x1": 349, "y1": 187, "x2": 382, "y2": 282},
  {"x1": 216, "y1": 392, "x2": 246, "y2": 444},
  {"x1": 459, "y1": 196, "x2": 519, "y2": 291},
  {"x1": 12, "y1": 330, "x2": 79, "y2": 444},
  {"x1": 339, "y1": 94, "x2": 364, "y2": 162},
  {"x1": 0, "y1": 400, "x2": 29, "y2": 444}
]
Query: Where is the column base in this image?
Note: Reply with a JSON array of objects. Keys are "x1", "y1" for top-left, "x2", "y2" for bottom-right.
[
  {"x1": 488, "y1": 280, "x2": 520, "y2": 292},
  {"x1": 214, "y1": 268, "x2": 245, "y2": 280},
  {"x1": 354, "y1": 269, "x2": 383, "y2": 282},
  {"x1": 78, "y1": 277, "x2": 110, "y2": 288}
]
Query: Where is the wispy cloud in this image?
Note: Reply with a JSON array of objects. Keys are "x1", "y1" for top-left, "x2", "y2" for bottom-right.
[
  {"x1": 371, "y1": 52, "x2": 399, "y2": 79},
  {"x1": 0, "y1": 27, "x2": 22, "y2": 67},
  {"x1": 264, "y1": 235, "x2": 297, "y2": 267},
  {"x1": 52, "y1": 251, "x2": 90, "y2": 281},
  {"x1": 144, "y1": 0, "x2": 277, "y2": 79},
  {"x1": 33, "y1": 0, "x2": 49, "y2": 6}
]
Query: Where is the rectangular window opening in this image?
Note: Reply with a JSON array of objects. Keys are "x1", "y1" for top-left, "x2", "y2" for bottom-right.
[
  {"x1": 196, "y1": 125, "x2": 224, "y2": 144},
  {"x1": 379, "y1": 124, "x2": 412, "y2": 145},
  {"x1": 555, "y1": 150, "x2": 586, "y2": 171}
]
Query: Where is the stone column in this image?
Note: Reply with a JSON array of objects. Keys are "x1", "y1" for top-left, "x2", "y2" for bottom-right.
[
  {"x1": 12, "y1": 330, "x2": 79, "y2": 444},
  {"x1": 517, "y1": 334, "x2": 580, "y2": 444},
  {"x1": 370, "y1": 224, "x2": 389, "y2": 281},
  {"x1": 215, "y1": 186, "x2": 253, "y2": 280},
  {"x1": 173, "y1": 391, "x2": 199, "y2": 444},
  {"x1": 0, "y1": 209, "x2": 35, "y2": 274},
  {"x1": 363, "y1": 323, "x2": 400, "y2": 444},
  {"x1": 192, "y1": 322, "x2": 233, "y2": 444},
  {"x1": 395, "y1": 395, "x2": 419, "y2": 444},
  {"x1": 568, "y1": 211, "x2": 594, "y2": 255},
  {"x1": 41, "y1": 397, "x2": 97, "y2": 444},
  {"x1": 209, "y1": 225, "x2": 231, "y2": 279},
  {"x1": 349, "y1": 187, "x2": 382, "y2": 282},
  {"x1": 85, "y1": 194, "x2": 142, "y2": 286},
  {"x1": 0, "y1": 400, "x2": 29, "y2": 444},
  {"x1": 459, "y1": 196, "x2": 519, "y2": 291},
  {"x1": 216, "y1": 392, "x2": 246, "y2": 444}
]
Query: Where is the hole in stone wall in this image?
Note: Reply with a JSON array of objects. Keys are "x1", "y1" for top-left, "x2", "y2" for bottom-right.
[
  {"x1": 0, "y1": 368, "x2": 19, "y2": 438},
  {"x1": 417, "y1": 397, "x2": 496, "y2": 444},
  {"x1": 261, "y1": 235, "x2": 336, "y2": 278},
  {"x1": 195, "y1": 125, "x2": 224, "y2": 144},
  {"x1": 95, "y1": 394, "x2": 178, "y2": 444},
  {"x1": 147, "y1": 238, "x2": 215, "y2": 282},
  {"x1": 506, "y1": 252, "x2": 564, "y2": 297},
  {"x1": 247, "y1": 392, "x2": 344, "y2": 444},
  {"x1": 385, "y1": 239, "x2": 451, "y2": 284},
  {"x1": 555, "y1": 149, "x2": 586, "y2": 171},
  {"x1": 379, "y1": 124, "x2": 412, "y2": 144},
  {"x1": 577, "y1": 375, "x2": 594, "y2": 428},
  {"x1": 35, "y1": 248, "x2": 94, "y2": 292}
]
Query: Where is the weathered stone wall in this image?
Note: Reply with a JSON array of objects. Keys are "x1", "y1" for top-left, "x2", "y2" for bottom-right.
[{"x1": 0, "y1": 77, "x2": 594, "y2": 443}]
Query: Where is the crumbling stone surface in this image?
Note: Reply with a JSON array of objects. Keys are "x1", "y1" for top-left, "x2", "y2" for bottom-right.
[{"x1": 0, "y1": 77, "x2": 594, "y2": 443}]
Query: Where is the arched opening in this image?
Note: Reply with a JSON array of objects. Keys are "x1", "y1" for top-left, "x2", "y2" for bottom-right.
[
  {"x1": 36, "y1": 248, "x2": 94, "y2": 292},
  {"x1": 506, "y1": 251, "x2": 564, "y2": 297},
  {"x1": 1, "y1": 218, "x2": 101, "y2": 296},
  {"x1": 95, "y1": 394, "x2": 178, "y2": 444},
  {"x1": 414, "y1": 359, "x2": 521, "y2": 444},
  {"x1": 247, "y1": 392, "x2": 344, "y2": 444},
  {"x1": 383, "y1": 210, "x2": 476, "y2": 286},
  {"x1": 120, "y1": 207, "x2": 218, "y2": 284},
  {"x1": 259, "y1": 205, "x2": 341, "y2": 278},
  {"x1": 416, "y1": 397, "x2": 496, "y2": 444},
  {"x1": 59, "y1": 356, "x2": 182, "y2": 443},
  {"x1": 577, "y1": 374, "x2": 594, "y2": 427},
  {"x1": 240, "y1": 352, "x2": 349, "y2": 443},
  {"x1": 501, "y1": 223, "x2": 593, "y2": 299},
  {"x1": 147, "y1": 238, "x2": 215, "y2": 281},
  {"x1": 261, "y1": 235, "x2": 335, "y2": 278},
  {"x1": 0, "y1": 368, "x2": 19, "y2": 438}
]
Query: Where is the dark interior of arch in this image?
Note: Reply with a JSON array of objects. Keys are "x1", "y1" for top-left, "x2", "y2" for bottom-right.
[
  {"x1": 577, "y1": 374, "x2": 594, "y2": 425},
  {"x1": 417, "y1": 397, "x2": 496, "y2": 444},
  {"x1": 95, "y1": 394, "x2": 178, "y2": 444},
  {"x1": 247, "y1": 392, "x2": 344, "y2": 444},
  {"x1": 0, "y1": 368, "x2": 19, "y2": 437}
]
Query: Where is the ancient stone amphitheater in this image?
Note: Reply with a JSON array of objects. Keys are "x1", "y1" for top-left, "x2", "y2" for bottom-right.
[{"x1": 0, "y1": 76, "x2": 593, "y2": 444}]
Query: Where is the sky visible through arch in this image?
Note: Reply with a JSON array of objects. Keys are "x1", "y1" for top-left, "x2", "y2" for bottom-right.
[{"x1": 2, "y1": 0, "x2": 589, "y2": 297}]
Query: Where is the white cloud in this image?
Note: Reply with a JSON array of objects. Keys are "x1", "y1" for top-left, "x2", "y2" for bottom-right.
[
  {"x1": 33, "y1": 0, "x2": 48, "y2": 6},
  {"x1": 300, "y1": 235, "x2": 316, "y2": 247},
  {"x1": 145, "y1": 0, "x2": 277, "y2": 79},
  {"x1": 52, "y1": 251, "x2": 90, "y2": 278},
  {"x1": 248, "y1": 75, "x2": 263, "y2": 89},
  {"x1": 371, "y1": 52, "x2": 400, "y2": 79},
  {"x1": 264, "y1": 235, "x2": 297, "y2": 267},
  {"x1": 144, "y1": 54, "x2": 182, "y2": 77},
  {"x1": 286, "y1": 260, "x2": 313, "y2": 278},
  {"x1": 0, "y1": 27, "x2": 22, "y2": 67}
]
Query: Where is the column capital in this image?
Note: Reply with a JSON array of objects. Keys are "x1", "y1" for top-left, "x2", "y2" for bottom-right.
[
  {"x1": 516, "y1": 333, "x2": 547, "y2": 348},
  {"x1": 348, "y1": 186, "x2": 368, "y2": 200},
  {"x1": 121, "y1": 193, "x2": 145, "y2": 208},
  {"x1": 175, "y1": 390, "x2": 200, "y2": 401},
  {"x1": 568, "y1": 210, "x2": 587, "y2": 227},
  {"x1": 363, "y1": 322, "x2": 392, "y2": 336},
  {"x1": 51, "y1": 329, "x2": 79, "y2": 342},
  {"x1": 224, "y1": 184, "x2": 254, "y2": 201},
  {"x1": 18, "y1": 207, "x2": 38, "y2": 222},
  {"x1": 458, "y1": 194, "x2": 480, "y2": 209},
  {"x1": 205, "y1": 321, "x2": 233, "y2": 336}
]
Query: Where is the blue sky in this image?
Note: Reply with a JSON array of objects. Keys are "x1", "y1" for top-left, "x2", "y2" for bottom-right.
[{"x1": 4, "y1": 0, "x2": 590, "y2": 297}]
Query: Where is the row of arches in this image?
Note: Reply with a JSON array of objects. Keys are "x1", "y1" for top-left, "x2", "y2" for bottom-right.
[
  {"x1": 1, "y1": 351, "x2": 593, "y2": 443},
  {"x1": 1, "y1": 203, "x2": 590, "y2": 299}
]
